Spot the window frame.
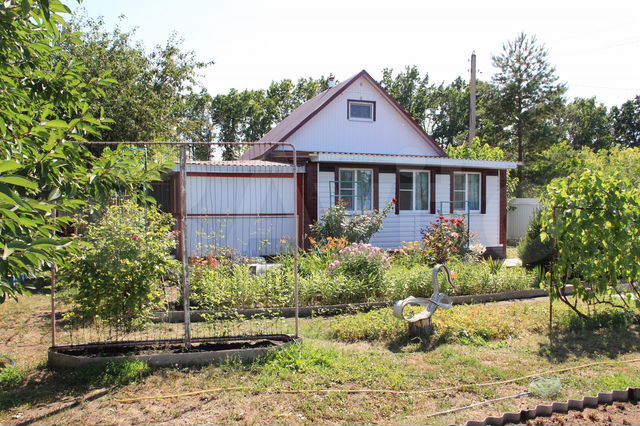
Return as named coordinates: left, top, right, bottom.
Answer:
left=337, top=168, right=374, bottom=212
left=453, top=172, right=481, bottom=213
left=398, top=170, right=431, bottom=212
left=347, top=100, right=376, bottom=122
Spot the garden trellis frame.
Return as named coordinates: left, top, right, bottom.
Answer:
left=49, top=141, right=301, bottom=359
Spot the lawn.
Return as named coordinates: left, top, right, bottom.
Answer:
left=1, top=294, right=639, bottom=425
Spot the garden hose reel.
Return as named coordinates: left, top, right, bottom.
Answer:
left=392, top=264, right=454, bottom=324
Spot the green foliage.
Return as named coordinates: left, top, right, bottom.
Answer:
left=66, top=14, right=213, bottom=142
left=0, top=367, right=26, bottom=390
left=329, top=244, right=390, bottom=295
left=0, top=1, right=170, bottom=303
left=421, top=216, right=469, bottom=263
left=563, top=97, right=613, bottom=150
left=610, top=95, right=640, bottom=148
left=517, top=210, right=554, bottom=267
left=446, top=257, right=536, bottom=296
left=98, top=361, right=150, bottom=386
left=262, top=343, right=336, bottom=374
left=190, top=264, right=292, bottom=310
left=311, top=202, right=394, bottom=244
left=488, top=32, right=566, bottom=165
left=540, top=169, right=640, bottom=318
left=447, top=138, right=505, bottom=161
left=61, top=201, right=180, bottom=330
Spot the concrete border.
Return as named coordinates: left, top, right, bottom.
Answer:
left=157, top=287, right=573, bottom=322
left=466, top=387, right=640, bottom=426
left=48, top=335, right=298, bottom=370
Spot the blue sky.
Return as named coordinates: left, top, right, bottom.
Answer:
left=72, top=0, right=640, bottom=106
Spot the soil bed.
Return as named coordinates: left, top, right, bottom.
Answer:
left=48, top=334, right=296, bottom=369
left=524, top=401, right=640, bottom=425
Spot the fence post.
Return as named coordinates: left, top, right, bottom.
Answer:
left=293, top=149, right=300, bottom=339
left=51, top=209, right=57, bottom=348
left=179, top=144, right=192, bottom=349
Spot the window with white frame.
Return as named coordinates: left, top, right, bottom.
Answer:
left=338, top=169, right=373, bottom=211
left=348, top=100, right=375, bottom=122
left=453, top=172, right=481, bottom=212
left=399, top=171, right=430, bottom=211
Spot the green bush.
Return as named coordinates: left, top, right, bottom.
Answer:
left=540, top=170, right=640, bottom=318
left=0, top=366, right=26, bottom=390
left=311, top=202, right=393, bottom=243
left=61, top=201, right=180, bottom=331
left=447, top=258, right=536, bottom=295
left=517, top=210, right=554, bottom=267
left=190, top=264, right=292, bottom=310
left=383, top=263, right=436, bottom=300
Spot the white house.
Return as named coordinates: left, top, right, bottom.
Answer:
left=165, top=70, right=517, bottom=258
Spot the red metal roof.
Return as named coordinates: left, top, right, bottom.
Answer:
left=241, top=70, right=446, bottom=160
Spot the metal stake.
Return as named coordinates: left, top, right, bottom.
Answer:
left=179, top=144, right=192, bottom=349
left=51, top=209, right=57, bottom=348
left=292, top=148, right=300, bottom=339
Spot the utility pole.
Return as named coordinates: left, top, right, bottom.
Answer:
left=467, top=51, right=477, bottom=147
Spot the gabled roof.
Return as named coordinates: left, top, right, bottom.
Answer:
left=241, top=70, right=447, bottom=160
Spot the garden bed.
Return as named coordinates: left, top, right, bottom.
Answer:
left=158, top=287, right=573, bottom=322
left=48, top=335, right=297, bottom=370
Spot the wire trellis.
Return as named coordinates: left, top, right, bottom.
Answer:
left=51, top=141, right=301, bottom=351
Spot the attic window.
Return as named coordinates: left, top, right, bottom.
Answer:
left=348, top=100, right=375, bottom=122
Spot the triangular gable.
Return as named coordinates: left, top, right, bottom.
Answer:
left=242, top=70, right=446, bottom=159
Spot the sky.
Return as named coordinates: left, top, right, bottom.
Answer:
left=71, top=0, right=640, bottom=106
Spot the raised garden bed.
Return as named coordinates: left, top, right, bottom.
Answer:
left=48, top=334, right=297, bottom=370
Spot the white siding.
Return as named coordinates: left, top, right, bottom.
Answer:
left=322, top=170, right=501, bottom=250
left=185, top=176, right=296, bottom=258
left=287, top=76, right=440, bottom=157
left=317, top=170, right=333, bottom=218
left=435, top=174, right=450, bottom=214
left=507, top=198, right=540, bottom=241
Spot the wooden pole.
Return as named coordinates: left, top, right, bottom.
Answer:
left=179, top=144, right=192, bottom=349
left=468, top=51, right=477, bottom=147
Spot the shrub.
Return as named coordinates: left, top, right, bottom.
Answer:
left=0, top=366, right=26, bottom=390
left=446, top=258, right=536, bottom=295
left=421, top=216, right=469, bottom=263
left=517, top=210, right=553, bottom=267
left=311, top=202, right=394, bottom=243
left=190, top=263, right=292, bottom=310
left=384, top=263, right=437, bottom=300
left=540, top=170, right=640, bottom=318
left=61, top=201, right=180, bottom=331
left=330, top=243, right=390, bottom=297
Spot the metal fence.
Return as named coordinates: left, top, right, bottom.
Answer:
left=50, top=142, right=301, bottom=351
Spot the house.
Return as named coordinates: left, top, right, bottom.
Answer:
left=168, top=70, right=517, bottom=259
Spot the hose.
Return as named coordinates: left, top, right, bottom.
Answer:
left=115, top=357, right=640, bottom=404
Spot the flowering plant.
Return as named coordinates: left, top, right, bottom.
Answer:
left=329, top=243, right=390, bottom=290
left=421, top=216, right=470, bottom=263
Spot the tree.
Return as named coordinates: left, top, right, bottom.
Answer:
left=210, top=77, right=329, bottom=159
left=610, top=95, right=640, bottom=147
left=380, top=66, right=431, bottom=128
left=0, top=0, right=168, bottom=303
left=489, top=33, right=566, bottom=167
left=65, top=14, right=213, bottom=142
left=427, top=77, right=470, bottom=147
left=562, top=97, right=612, bottom=150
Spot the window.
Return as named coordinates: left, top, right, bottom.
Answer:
left=453, top=172, right=481, bottom=212
left=348, top=100, right=375, bottom=122
left=399, top=171, right=430, bottom=211
left=338, top=169, right=373, bottom=211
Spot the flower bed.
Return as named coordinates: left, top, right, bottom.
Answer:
left=189, top=243, right=538, bottom=311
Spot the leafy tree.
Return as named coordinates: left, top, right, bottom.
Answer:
left=488, top=33, right=566, bottom=167
left=211, top=77, right=329, bottom=159
left=380, top=66, right=431, bottom=128
left=427, top=77, right=470, bottom=148
left=65, top=14, right=213, bottom=142
left=562, top=97, right=612, bottom=150
left=0, top=0, right=168, bottom=303
left=610, top=95, right=640, bottom=147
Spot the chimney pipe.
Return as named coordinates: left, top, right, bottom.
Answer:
left=328, top=73, right=336, bottom=88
